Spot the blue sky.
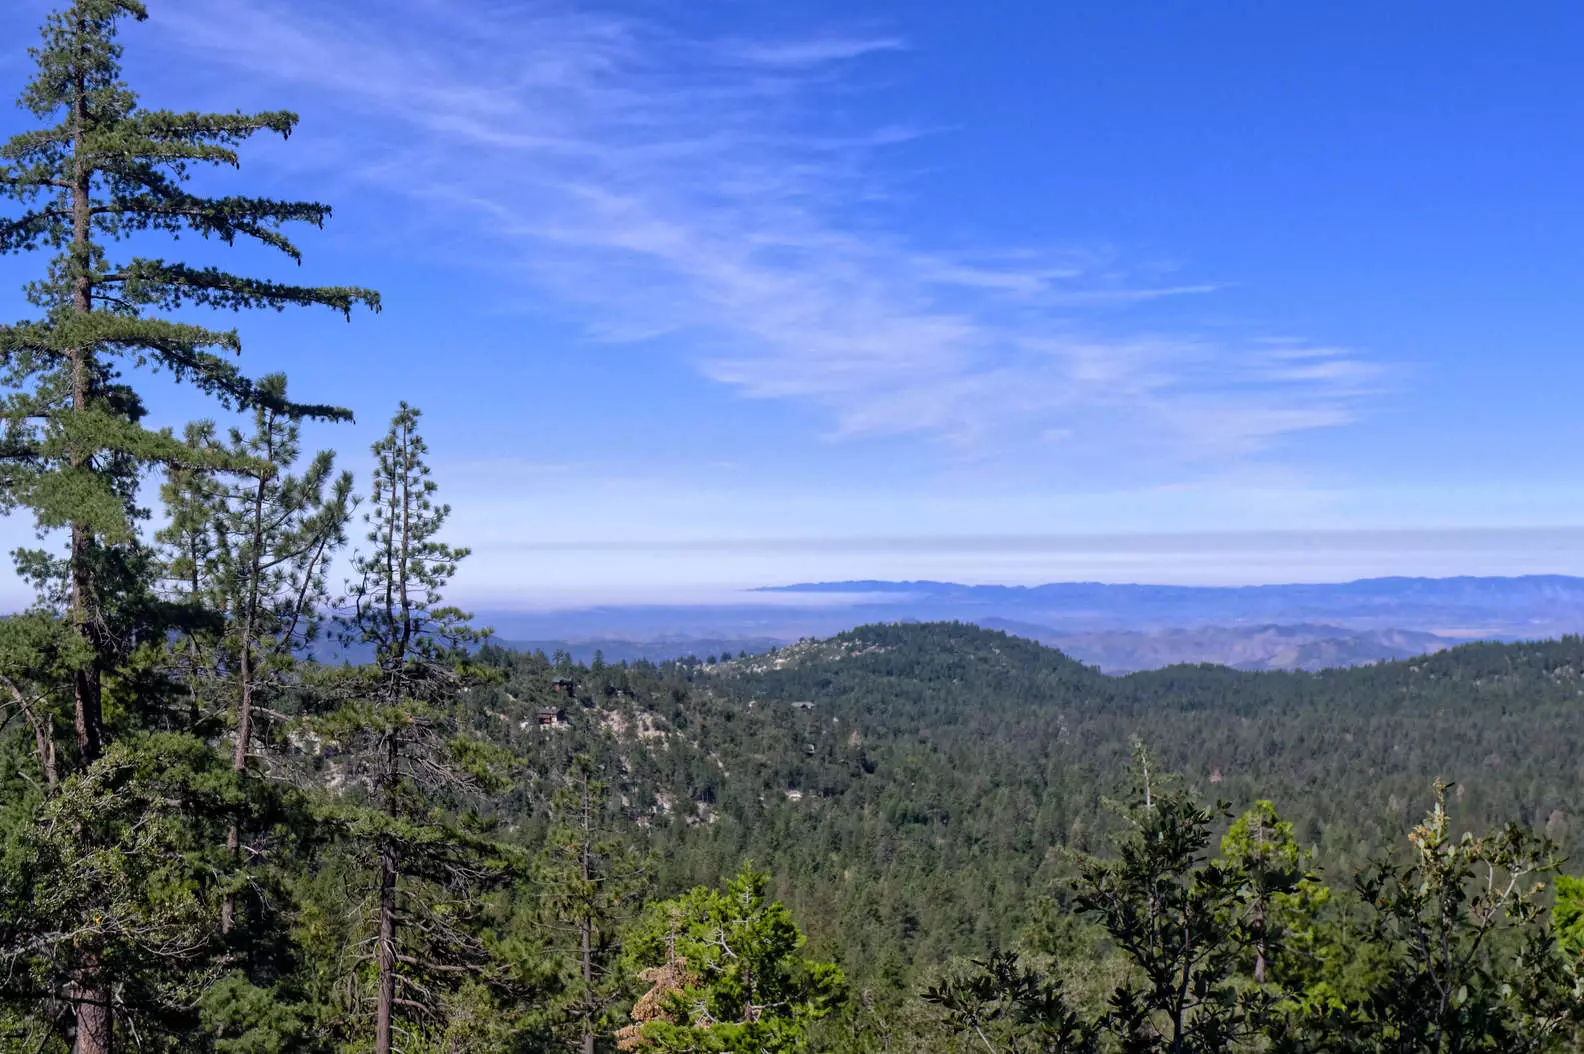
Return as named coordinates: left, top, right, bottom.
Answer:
left=3, top=0, right=1584, bottom=604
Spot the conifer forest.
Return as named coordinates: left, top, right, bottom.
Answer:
left=2, top=4, right=1583, bottom=1053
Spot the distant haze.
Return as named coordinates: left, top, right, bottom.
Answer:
left=448, top=527, right=1584, bottom=606
left=470, top=573, right=1584, bottom=673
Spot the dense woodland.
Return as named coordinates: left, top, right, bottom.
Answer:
left=2, top=4, right=1583, bottom=1053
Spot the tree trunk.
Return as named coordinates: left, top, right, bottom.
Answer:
left=30, top=707, right=59, bottom=790
left=222, top=597, right=259, bottom=935
left=5, top=679, right=59, bottom=790
left=220, top=822, right=240, bottom=937
left=581, top=778, right=596, bottom=1054
left=70, top=524, right=102, bottom=766
left=72, top=959, right=112, bottom=1054
left=68, top=118, right=101, bottom=768
left=223, top=455, right=271, bottom=936
left=375, top=841, right=397, bottom=1054
left=581, top=916, right=596, bottom=1054
left=233, top=467, right=269, bottom=775
left=69, top=34, right=111, bottom=1054
left=375, top=727, right=400, bottom=1054
left=233, top=615, right=257, bottom=774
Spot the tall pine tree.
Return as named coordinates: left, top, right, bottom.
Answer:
left=156, top=372, right=354, bottom=937
left=0, top=3, right=375, bottom=1049
left=318, top=404, right=522, bottom=1054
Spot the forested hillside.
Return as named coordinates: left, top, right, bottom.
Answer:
left=350, top=623, right=1584, bottom=1051
left=988, top=621, right=1457, bottom=672
left=476, top=623, right=1584, bottom=976
left=2, top=5, right=1582, bottom=1054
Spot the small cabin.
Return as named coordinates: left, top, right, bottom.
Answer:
left=551, top=677, right=576, bottom=695
left=536, top=707, right=568, bottom=727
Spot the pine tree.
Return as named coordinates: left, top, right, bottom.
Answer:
left=0, top=3, right=375, bottom=1049
left=342, top=404, right=475, bottom=697
left=543, top=755, right=649, bottom=1054
left=155, top=372, right=354, bottom=937
left=0, top=0, right=375, bottom=769
left=1217, top=800, right=1318, bottom=987
left=317, top=404, right=520, bottom=1054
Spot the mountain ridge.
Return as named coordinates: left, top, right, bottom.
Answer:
left=469, top=574, right=1584, bottom=670
left=975, top=617, right=1459, bottom=673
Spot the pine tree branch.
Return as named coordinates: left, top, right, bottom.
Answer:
left=89, top=188, right=335, bottom=259
left=0, top=209, right=70, bottom=250
left=0, top=127, right=74, bottom=163
left=81, top=134, right=244, bottom=170
left=118, top=109, right=299, bottom=145
left=111, top=259, right=381, bottom=317
left=12, top=312, right=344, bottom=418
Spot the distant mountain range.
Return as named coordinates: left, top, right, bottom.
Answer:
left=469, top=574, right=1584, bottom=674
left=978, top=619, right=1456, bottom=673
left=754, top=575, right=1584, bottom=634
left=497, top=623, right=1458, bottom=674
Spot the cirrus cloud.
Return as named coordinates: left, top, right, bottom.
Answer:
left=147, top=0, right=1383, bottom=461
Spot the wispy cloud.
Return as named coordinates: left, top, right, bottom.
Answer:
left=719, top=36, right=907, bottom=68
left=149, top=0, right=1382, bottom=461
